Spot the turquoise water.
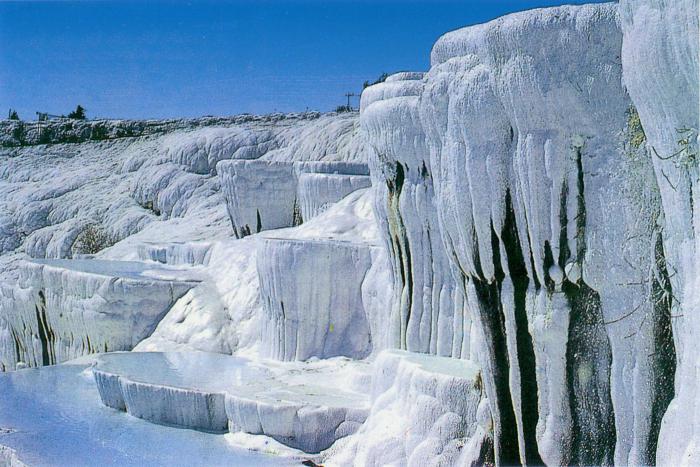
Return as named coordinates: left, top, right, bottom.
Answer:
left=0, top=364, right=290, bottom=466
left=95, top=351, right=267, bottom=393
left=29, top=259, right=202, bottom=282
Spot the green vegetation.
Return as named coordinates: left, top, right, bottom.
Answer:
left=11, top=122, right=25, bottom=144
left=673, top=127, right=698, bottom=170
left=68, top=105, right=87, bottom=120
left=626, top=106, right=646, bottom=150
left=73, top=224, right=117, bottom=255
left=8, top=109, right=19, bottom=121
left=90, top=123, right=109, bottom=141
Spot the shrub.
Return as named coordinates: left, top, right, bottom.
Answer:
left=90, top=124, right=109, bottom=140
left=8, top=109, right=19, bottom=120
left=11, top=122, right=25, bottom=144
left=335, top=105, right=353, bottom=113
left=73, top=224, right=116, bottom=255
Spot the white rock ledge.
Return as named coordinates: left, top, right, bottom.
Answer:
left=217, top=160, right=298, bottom=238
left=297, top=173, right=371, bottom=220
left=257, top=237, right=373, bottom=361
left=217, top=160, right=372, bottom=237
left=92, top=351, right=371, bottom=453
left=0, top=259, right=200, bottom=370
left=136, top=241, right=212, bottom=266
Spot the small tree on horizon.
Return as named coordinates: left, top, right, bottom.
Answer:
left=8, top=109, right=19, bottom=120
left=68, top=105, right=86, bottom=120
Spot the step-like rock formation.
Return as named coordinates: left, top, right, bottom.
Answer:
left=0, top=259, right=199, bottom=371
left=0, top=111, right=369, bottom=370
left=217, top=160, right=371, bottom=237
left=257, top=237, right=373, bottom=361
left=93, top=351, right=371, bottom=453
left=0, top=1, right=695, bottom=465
left=132, top=236, right=263, bottom=355
left=0, top=362, right=284, bottom=466
left=256, top=188, right=384, bottom=361
left=297, top=174, right=371, bottom=220
left=218, top=160, right=299, bottom=237
left=135, top=241, right=212, bottom=266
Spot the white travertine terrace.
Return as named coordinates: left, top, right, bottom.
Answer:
left=0, top=0, right=697, bottom=464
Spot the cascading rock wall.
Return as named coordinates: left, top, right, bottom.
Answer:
left=362, top=1, right=697, bottom=465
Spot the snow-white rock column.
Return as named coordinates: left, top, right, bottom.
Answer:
left=620, top=0, right=700, bottom=465
left=413, top=3, right=675, bottom=465
left=361, top=73, right=471, bottom=359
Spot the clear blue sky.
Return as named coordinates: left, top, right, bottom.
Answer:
left=0, top=0, right=609, bottom=120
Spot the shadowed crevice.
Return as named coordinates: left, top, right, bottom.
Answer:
left=647, top=232, right=677, bottom=463
left=502, top=190, right=543, bottom=466
left=386, top=161, right=413, bottom=349
left=564, top=282, right=616, bottom=466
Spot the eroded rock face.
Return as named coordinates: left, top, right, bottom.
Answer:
left=0, top=112, right=370, bottom=371
left=297, top=173, right=371, bottom=220
left=218, top=160, right=299, bottom=238
left=256, top=188, right=382, bottom=361
left=620, top=1, right=699, bottom=465
left=423, top=5, right=631, bottom=465
left=217, top=160, right=371, bottom=238
left=362, top=2, right=695, bottom=465
left=0, top=260, right=198, bottom=371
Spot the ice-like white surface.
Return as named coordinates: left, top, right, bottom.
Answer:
left=0, top=1, right=695, bottom=464
left=361, top=2, right=692, bottom=465
left=0, top=111, right=369, bottom=370
left=0, top=363, right=292, bottom=466
left=325, top=349, right=488, bottom=466
left=256, top=188, right=390, bottom=361
left=217, top=159, right=372, bottom=237
left=297, top=173, right=371, bottom=220
left=92, top=351, right=371, bottom=453
left=0, top=259, right=199, bottom=371
left=133, top=236, right=263, bottom=355
left=135, top=241, right=212, bottom=265
left=266, top=188, right=379, bottom=245
left=138, top=188, right=385, bottom=358
left=362, top=72, right=472, bottom=359
left=257, top=237, right=373, bottom=361
left=294, top=161, right=370, bottom=176
left=261, top=113, right=368, bottom=163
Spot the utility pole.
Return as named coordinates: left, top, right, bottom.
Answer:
left=345, top=92, right=356, bottom=110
